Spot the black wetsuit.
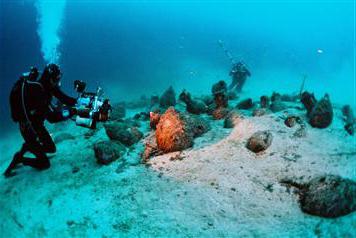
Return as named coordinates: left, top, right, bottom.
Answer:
left=14, top=80, right=76, bottom=170
left=229, top=64, right=251, bottom=93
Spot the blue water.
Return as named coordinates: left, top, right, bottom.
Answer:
left=0, top=0, right=354, bottom=133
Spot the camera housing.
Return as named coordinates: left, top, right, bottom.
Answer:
left=74, top=81, right=111, bottom=129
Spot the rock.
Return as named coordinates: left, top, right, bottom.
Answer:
left=284, top=115, right=300, bottom=128
left=309, top=94, right=333, bottom=128
left=104, top=122, right=143, bottom=146
left=179, top=90, right=208, bottom=114
left=301, top=91, right=317, bottom=116
left=260, top=95, right=270, bottom=108
left=155, top=107, right=194, bottom=153
left=224, top=110, right=243, bottom=128
left=246, top=131, right=273, bottom=153
left=110, top=102, right=126, bottom=121
left=94, top=141, right=126, bottom=165
left=54, top=133, right=75, bottom=143
left=212, top=107, right=230, bottom=120
left=159, top=86, right=176, bottom=109
left=252, top=108, right=267, bottom=117
left=236, top=98, right=253, bottom=110
left=299, top=175, right=356, bottom=218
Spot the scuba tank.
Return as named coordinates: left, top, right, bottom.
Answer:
left=9, top=67, right=39, bottom=122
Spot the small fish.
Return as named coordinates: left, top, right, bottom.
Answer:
left=317, top=49, right=323, bottom=54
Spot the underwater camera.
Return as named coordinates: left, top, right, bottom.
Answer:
left=74, top=80, right=111, bottom=129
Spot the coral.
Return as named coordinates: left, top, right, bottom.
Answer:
left=155, top=108, right=194, bottom=153
left=155, top=107, right=210, bottom=153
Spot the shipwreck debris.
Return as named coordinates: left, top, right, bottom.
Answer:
left=246, top=131, right=273, bottom=153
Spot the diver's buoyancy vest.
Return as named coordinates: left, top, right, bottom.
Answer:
left=9, top=77, right=26, bottom=122
left=9, top=74, right=43, bottom=122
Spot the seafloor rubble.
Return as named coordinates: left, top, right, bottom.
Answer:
left=0, top=81, right=355, bottom=237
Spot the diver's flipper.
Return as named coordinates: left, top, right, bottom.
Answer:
left=3, top=152, right=23, bottom=178
left=4, top=169, right=17, bottom=178
left=46, top=153, right=56, bottom=159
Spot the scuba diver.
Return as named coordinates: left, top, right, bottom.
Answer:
left=228, top=61, right=251, bottom=93
left=4, top=64, right=77, bottom=178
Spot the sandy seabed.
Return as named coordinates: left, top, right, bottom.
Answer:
left=0, top=96, right=355, bottom=238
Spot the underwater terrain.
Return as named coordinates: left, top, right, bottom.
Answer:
left=0, top=0, right=355, bottom=237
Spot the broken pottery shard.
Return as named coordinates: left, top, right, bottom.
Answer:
left=246, top=131, right=273, bottom=153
